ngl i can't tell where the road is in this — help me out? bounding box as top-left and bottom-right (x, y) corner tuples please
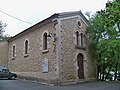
(0, 79), (120, 90)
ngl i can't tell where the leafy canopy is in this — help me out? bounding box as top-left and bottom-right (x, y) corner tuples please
(0, 21), (9, 42)
(86, 0), (120, 74)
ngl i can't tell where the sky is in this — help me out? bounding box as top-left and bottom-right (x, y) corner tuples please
(0, 0), (109, 36)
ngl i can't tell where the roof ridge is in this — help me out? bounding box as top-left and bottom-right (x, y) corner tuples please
(58, 10), (81, 15)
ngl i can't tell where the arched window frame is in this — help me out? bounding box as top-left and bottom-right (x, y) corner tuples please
(75, 31), (86, 49)
(80, 33), (83, 47)
(24, 39), (29, 56)
(76, 31), (79, 45)
(12, 44), (16, 59)
(42, 32), (48, 51)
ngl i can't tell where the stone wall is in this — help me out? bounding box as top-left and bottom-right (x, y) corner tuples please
(0, 41), (8, 67)
(8, 22), (57, 81)
(60, 18), (77, 80)
(60, 17), (95, 81)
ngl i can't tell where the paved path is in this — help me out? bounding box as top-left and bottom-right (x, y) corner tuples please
(0, 79), (120, 90)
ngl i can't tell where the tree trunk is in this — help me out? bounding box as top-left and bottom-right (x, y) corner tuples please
(101, 65), (105, 81)
(97, 65), (101, 80)
(100, 72), (102, 80)
(114, 62), (118, 81)
(105, 63), (112, 81)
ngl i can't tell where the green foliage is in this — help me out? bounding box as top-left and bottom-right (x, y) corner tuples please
(86, 0), (120, 41)
(0, 21), (9, 42)
(97, 39), (120, 63)
(86, 0), (120, 80)
(0, 21), (6, 34)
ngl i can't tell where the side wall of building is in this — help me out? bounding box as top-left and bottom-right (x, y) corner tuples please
(0, 41), (8, 67)
(8, 22), (57, 82)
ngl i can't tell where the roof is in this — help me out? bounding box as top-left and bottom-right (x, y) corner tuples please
(8, 10), (89, 42)
(58, 11), (89, 25)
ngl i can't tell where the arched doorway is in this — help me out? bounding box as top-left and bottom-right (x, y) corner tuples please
(77, 53), (84, 79)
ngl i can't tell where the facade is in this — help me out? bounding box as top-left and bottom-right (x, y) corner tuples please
(0, 41), (8, 67)
(0, 11), (95, 85)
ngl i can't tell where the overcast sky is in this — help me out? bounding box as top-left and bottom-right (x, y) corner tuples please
(0, 0), (109, 36)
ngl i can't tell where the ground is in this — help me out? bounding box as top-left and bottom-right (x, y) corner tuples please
(0, 79), (120, 90)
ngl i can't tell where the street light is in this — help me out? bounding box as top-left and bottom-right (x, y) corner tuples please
(47, 32), (56, 42)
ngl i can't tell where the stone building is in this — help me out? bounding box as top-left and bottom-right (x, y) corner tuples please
(0, 11), (95, 85)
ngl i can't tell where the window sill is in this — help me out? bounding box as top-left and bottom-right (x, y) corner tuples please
(42, 49), (49, 53)
(75, 45), (86, 50)
(12, 57), (15, 60)
(24, 54), (29, 57)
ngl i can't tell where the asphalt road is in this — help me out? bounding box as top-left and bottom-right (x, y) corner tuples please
(0, 79), (120, 90)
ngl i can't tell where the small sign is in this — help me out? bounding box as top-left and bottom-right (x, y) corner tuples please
(42, 58), (48, 73)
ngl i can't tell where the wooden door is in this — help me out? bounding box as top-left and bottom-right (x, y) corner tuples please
(77, 53), (84, 79)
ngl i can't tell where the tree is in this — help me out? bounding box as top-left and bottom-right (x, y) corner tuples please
(96, 39), (120, 80)
(0, 21), (9, 42)
(86, 0), (120, 81)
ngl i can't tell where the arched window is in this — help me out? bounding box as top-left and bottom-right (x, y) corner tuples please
(43, 32), (47, 50)
(76, 31), (79, 45)
(25, 40), (28, 54)
(80, 33), (83, 47)
(12, 45), (16, 58)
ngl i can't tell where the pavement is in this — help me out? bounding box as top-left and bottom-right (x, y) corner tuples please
(0, 79), (120, 90)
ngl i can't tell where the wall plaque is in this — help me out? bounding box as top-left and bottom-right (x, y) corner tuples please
(42, 58), (48, 73)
